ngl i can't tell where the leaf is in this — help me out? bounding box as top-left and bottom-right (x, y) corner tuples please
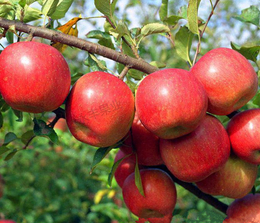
(22, 5), (42, 23)
(135, 155), (144, 197)
(94, 0), (112, 18)
(3, 132), (17, 146)
(186, 209), (225, 222)
(4, 149), (18, 161)
(12, 108), (23, 122)
(84, 54), (107, 71)
(33, 118), (58, 144)
(150, 61), (166, 68)
(141, 23), (170, 37)
(21, 130), (35, 145)
(0, 1), (14, 19)
(51, 0), (74, 19)
(90, 146), (114, 174)
(159, 0), (168, 21)
(0, 146), (10, 156)
(86, 30), (111, 39)
(42, 0), (59, 16)
(175, 26), (194, 65)
(187, 0), (201, 35)
(231, 42), (260, 63)
(109, 20), (131, 40)
(233, 5), (260, 27)
(52, 16), (82, 52)
(163, 15), (183, 26)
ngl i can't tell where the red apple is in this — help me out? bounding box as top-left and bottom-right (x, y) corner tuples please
(135, 68), (208, 139)
(0, 221), (16, 223)
(0, 41), (71, 113)
(196, 154), (258, 199)
(190, 48), (258, 115)
(114, 150), (144, 188)
(65, 71), (135, 147)
(223, 194), (260, 223)
(122, 168), (177, 220)
(160, 114), (230, 182)
(120, 113), (163, 166)
(136, 214), (172, 223)
(226, 108), (260, 164)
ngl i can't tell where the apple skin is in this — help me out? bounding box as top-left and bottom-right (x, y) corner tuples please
(223, 194), (260, 223)
(65, 71), (135, 147)
(0, 221), (16, 223)
(160, 114), (230, 183)
(135, 68), (208, 139)
(196, 154), (258, 199)
(0, 41), (71, 113)
(190, 48), (258, 115)
(119, 113), (164, 166)
(136, 214), (172, 223)
(122, 168), (176, 219)
(114, 150), (144, 188)
(226, 108), (260, 164)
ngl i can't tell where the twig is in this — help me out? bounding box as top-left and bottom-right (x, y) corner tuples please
(0, 18), (158, 75)
(119, 66), (130, 80)
(192, 0), (220, 66)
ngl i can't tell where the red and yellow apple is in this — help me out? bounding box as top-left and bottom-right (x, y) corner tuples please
(120, 113), (163, 166)
(122, 169), (176, 220)
(65, 71), (135, 147)
(223, 193), (260, 223)
(0, 41), (71, 113)
(135, 68), (208, 139)
(196, 154), (258, 199)
(226, 108), (260, 164)
(190, 48), (258, 115)
(160, 114), (230, 182)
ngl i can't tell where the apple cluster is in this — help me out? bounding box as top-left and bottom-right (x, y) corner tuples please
(0, 42), (260, 222)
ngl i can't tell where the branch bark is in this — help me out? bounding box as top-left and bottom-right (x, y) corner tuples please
(0, 18), (158, 74)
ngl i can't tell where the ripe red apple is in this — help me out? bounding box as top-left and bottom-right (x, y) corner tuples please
(160, 114), (230, 182)
(114, 150), (144, 188)
(226, 108), (260, 164)
(137, 214), (172, 223)
(120, 113), (163, 166)
(0, 41), (71, 113)
(196, 154), (258, 199)
(223, 194), (260, 223)
(65, 71), (135, 147)
(135, 68), (208, 139)
(122, 168), (176, 220)
(0, 221), (16, 223)
(190, 48), (258, 115)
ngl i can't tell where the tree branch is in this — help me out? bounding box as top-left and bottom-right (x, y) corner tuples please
(0, 18), (158, 74)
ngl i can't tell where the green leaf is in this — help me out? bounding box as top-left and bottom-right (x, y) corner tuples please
(186, 209), (225, 222)
(111, 0), (118, 15)
(0, 146), (10, 156)
(3, 132), (17, 146)
(85, 54), (107, 71)
(141, 23), (170, 37)
(150, 61), (166, 68)
(94, 0), (111, 18)
(42, 0), (58, 16)
(134, 156), (144, 197)
(21, 130), (35, 145)
(159, 0), (168, 21)
(12, 108), (23, 122)
(86, 30), (111, 40)
(51, 0), (74, 19)
(231, 42), (260, 63)
(0, 2), (14, 20)
(175, 26), (194, 65)
(163, 15), (183, 26)
(4, 149), (18, 161)
(187, 0), (201, 35)
(233, 5), (260, 27)
(179, 5), (188, 19)
(110, 20), (131, 40)
(22, 5), (42, 23)
(33, 118), (58, 144)
(5, 31), (14, 44)
(90, 146), (114, 174)
(19, 0), (26, 8)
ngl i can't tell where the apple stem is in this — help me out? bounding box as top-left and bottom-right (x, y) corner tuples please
(119, 66), (130, 80)
(158, 165), (228, 215)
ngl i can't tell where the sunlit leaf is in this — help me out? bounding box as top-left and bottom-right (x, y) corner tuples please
(141, 23), (170, 37)
(231, 42), (260, 62)
(51, 0), (74, 19)
(42, 0), (58, 16)
(233, 5), (260, 27)
(187, 0), (201, 35)
(163, 15), (183, 26)
(159, 0), (168, 21)
(94, 0), (118, 19)
(175, 26), (194, 65)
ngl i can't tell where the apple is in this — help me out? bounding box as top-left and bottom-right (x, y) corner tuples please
(0, 221), (16, 223)
(48, 116), (68, 132)
(190, 48), (258, 115)
(0, 41), (71, 113)
(120, 113), (163, 166)
(114, 150), (144, 188)
(135, 68), (208, 139)
(196, 154), (258, 199)
(65, 71), (135, 147)
(223, 193), (260, 223)
(136, 214), (172, 223)
(160, 114), (230, 183)
(226, 108), (260, 164)
(122, 168), (177, 220)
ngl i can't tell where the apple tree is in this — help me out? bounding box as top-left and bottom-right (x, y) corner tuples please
(0, 0), (260, 222)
